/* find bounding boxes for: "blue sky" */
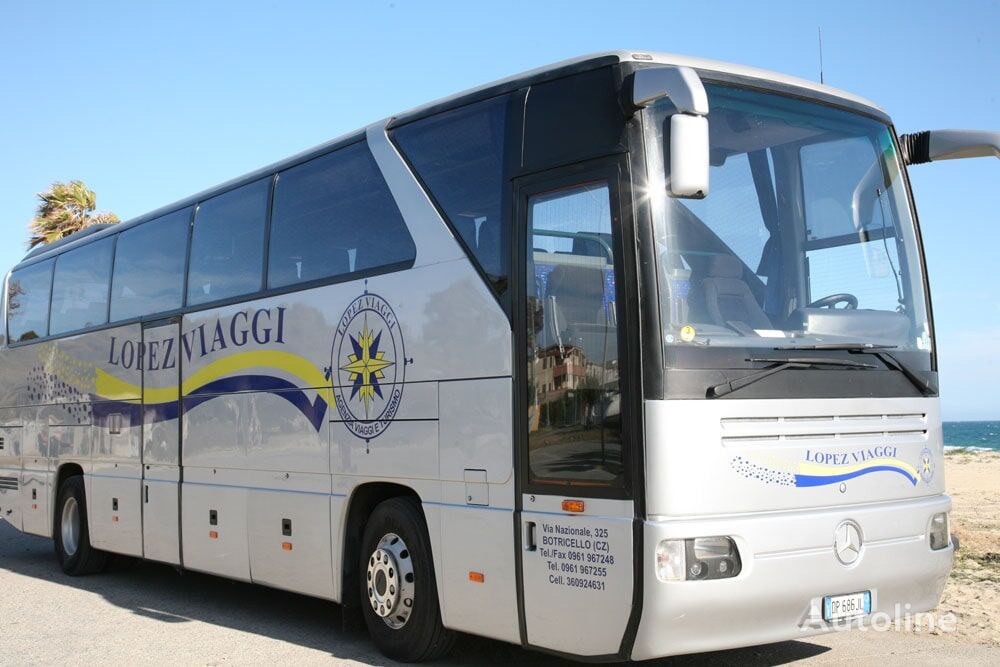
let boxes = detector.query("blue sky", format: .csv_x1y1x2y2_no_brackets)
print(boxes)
0,1,997,420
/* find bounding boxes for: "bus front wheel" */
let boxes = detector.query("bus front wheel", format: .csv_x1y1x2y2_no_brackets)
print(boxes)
54,475,108,576
359,497,455,662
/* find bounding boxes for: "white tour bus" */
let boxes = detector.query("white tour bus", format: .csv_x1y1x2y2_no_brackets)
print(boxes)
1,52,997,662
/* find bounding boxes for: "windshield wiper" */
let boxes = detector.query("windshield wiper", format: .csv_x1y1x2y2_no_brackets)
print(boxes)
708,357,877,398
775,343,936,395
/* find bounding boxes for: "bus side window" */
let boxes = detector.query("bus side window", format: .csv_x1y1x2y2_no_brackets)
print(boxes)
187,178,269,306
391,95,509,293
267,141,415,289
110,208,191,322
49,237,114,334
6,259,54,342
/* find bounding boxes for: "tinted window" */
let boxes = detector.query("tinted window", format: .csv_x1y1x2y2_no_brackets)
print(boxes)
50,237,114,334
188,179,269,306
267,142,415,289
801,137,904,311
111,208,191,321
392,97,508,288
7,260,53,342
525,181,623,489
682,151,770,277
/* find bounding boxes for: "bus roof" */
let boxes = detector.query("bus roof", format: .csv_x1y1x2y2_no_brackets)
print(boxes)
392,50,887,125
13,50,888,271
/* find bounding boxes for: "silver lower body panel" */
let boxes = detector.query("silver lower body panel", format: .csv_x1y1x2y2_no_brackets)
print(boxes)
631,495,952,660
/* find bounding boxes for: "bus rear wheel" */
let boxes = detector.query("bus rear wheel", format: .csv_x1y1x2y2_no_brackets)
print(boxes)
54,475,108,576
359,497,454,662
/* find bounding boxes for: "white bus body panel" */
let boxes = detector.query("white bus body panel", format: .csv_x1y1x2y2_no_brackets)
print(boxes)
182,468,251,581
632,396,950,659
0,411,22,530
88,463,143,556
437,377,518,643
21,415,50,537
246,481,335,598
143,464,180,563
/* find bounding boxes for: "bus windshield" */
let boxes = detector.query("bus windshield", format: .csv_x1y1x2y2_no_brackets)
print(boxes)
643,84,931,361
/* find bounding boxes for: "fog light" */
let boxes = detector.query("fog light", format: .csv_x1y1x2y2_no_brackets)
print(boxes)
929,512,950,550
655,536,741,582
688,561,707,579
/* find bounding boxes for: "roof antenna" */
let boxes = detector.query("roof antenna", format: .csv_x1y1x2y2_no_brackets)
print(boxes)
817,27,825,84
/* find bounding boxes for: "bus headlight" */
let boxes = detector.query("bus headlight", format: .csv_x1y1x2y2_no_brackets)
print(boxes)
655,536,741,582
929,513,950,550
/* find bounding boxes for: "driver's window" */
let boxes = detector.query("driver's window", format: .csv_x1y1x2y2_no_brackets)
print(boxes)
801,137,903,312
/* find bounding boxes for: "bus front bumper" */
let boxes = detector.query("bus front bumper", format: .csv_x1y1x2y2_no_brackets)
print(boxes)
630,495,953,661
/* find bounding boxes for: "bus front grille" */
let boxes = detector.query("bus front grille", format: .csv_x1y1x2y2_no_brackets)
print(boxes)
719,413,928,446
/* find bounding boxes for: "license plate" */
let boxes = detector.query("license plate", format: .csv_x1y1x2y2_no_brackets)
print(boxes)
823,591,871,621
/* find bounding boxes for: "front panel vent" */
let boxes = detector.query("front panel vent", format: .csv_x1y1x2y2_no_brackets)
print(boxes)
0,476,18,491
721,413,928,446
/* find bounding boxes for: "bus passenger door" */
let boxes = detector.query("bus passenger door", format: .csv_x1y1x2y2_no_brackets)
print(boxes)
515,164,639,658
141,318,182,564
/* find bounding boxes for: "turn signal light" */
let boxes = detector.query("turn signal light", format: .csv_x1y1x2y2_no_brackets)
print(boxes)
468,571,485,583
562,499,585,513
112,516,119,523
209,530,218,539
282,542,293,551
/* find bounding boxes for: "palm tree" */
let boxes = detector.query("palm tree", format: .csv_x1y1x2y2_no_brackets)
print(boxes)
27,180,119,248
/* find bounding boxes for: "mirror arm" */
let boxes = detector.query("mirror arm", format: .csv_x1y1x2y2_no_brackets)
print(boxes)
901,129,1000,165
625,65,709,116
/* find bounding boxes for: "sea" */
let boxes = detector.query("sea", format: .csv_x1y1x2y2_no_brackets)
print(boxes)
943,421,1000,452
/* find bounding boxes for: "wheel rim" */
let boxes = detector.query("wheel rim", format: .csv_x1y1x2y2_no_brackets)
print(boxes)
366,532,415,629
61,496,81,557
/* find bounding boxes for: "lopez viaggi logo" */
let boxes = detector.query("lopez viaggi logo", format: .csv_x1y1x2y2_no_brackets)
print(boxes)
332,286,407,442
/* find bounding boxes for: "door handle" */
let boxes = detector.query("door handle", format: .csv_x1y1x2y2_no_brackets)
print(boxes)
523,520,537,552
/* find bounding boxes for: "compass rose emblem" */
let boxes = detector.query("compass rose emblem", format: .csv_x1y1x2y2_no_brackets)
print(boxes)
919,448,935,483
340,315,394,418
332,288,406,442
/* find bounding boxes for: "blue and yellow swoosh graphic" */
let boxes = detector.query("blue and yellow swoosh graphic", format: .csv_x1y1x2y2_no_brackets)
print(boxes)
731,455,920,488
794,458,919,487
90,351,334,431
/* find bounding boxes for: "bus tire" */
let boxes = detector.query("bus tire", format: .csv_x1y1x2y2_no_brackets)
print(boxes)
359,496,455,662
54,475,108,576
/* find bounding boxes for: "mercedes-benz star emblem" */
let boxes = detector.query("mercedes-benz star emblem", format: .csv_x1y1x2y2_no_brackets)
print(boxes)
834,520,863,566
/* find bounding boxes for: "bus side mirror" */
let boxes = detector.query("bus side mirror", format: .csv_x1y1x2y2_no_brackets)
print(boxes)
627,66,710,198
900,129,1000,165
669,114,710,198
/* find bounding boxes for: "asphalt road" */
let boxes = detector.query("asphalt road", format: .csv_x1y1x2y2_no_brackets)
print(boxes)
0,522,994,666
